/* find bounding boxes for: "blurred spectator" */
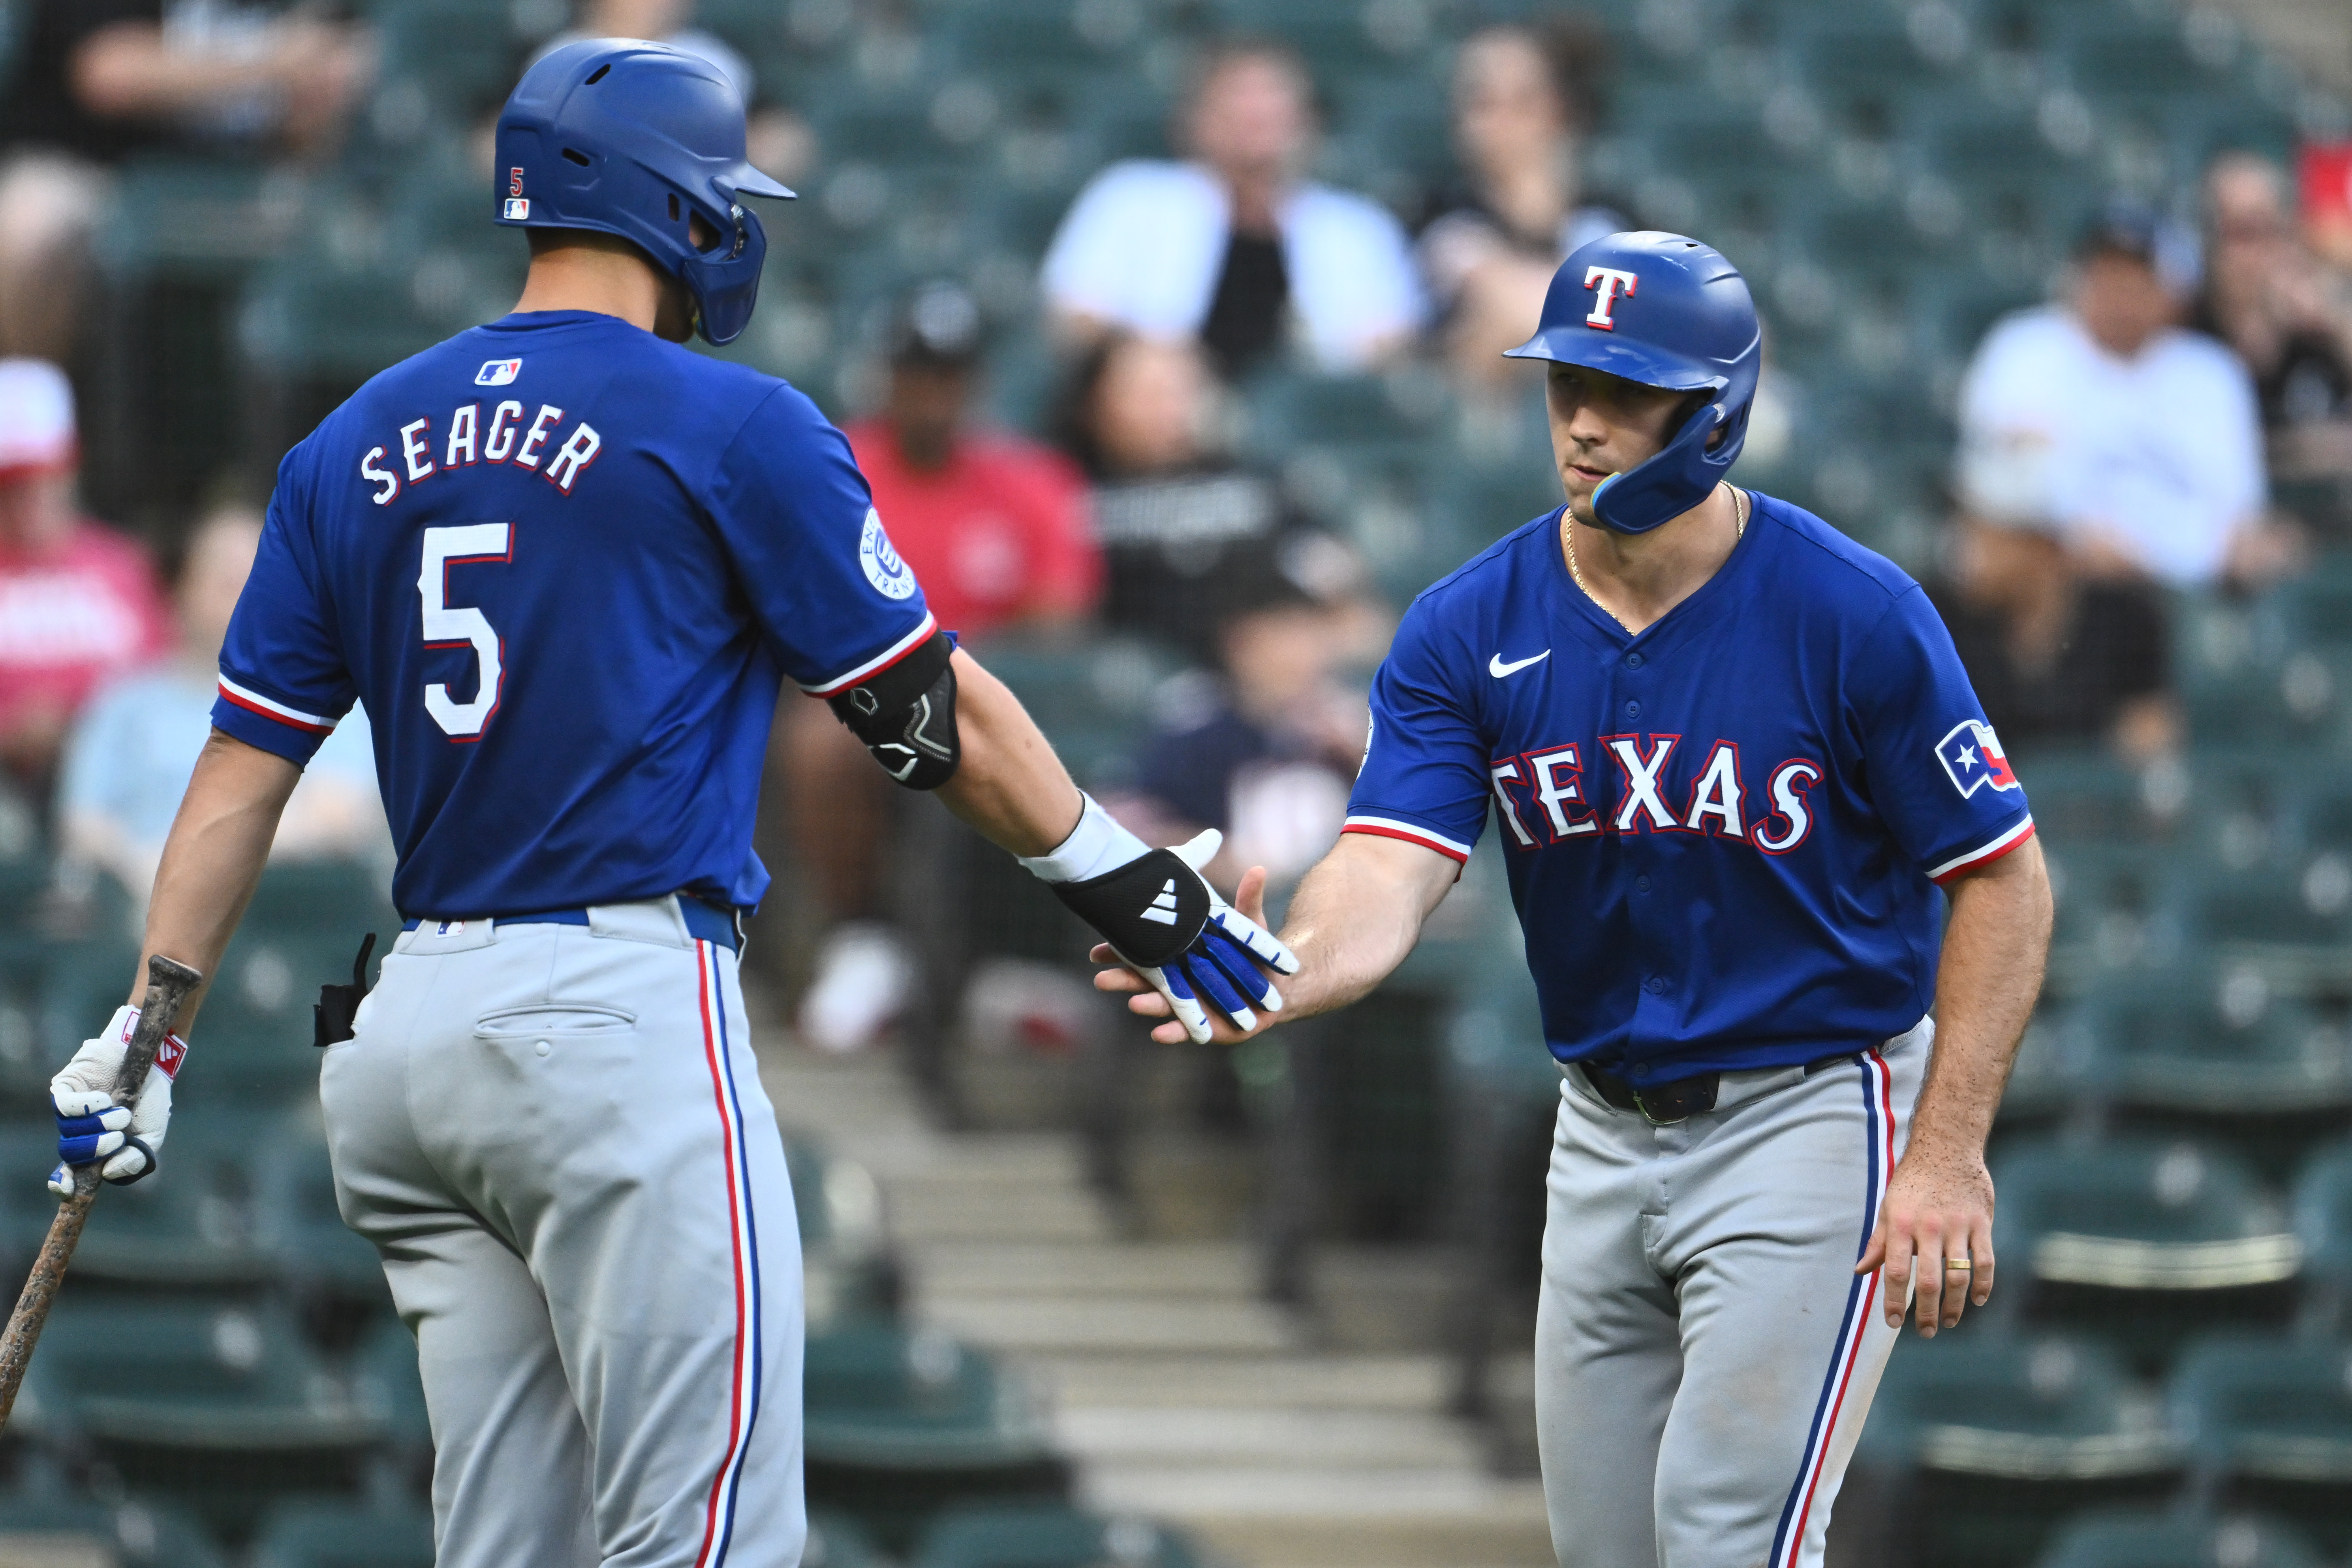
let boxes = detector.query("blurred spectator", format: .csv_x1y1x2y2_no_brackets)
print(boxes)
0,359,169,794
1925,511,2178,764
58,503,385,904
783,281,1104,1053
1056,331,1372,663
0,0,372,362
529,0,812,186
843,282,1101,641
1416,22,1627,396
2192,152,2352,483
1956,201,2287,588
1105,549,1368,892
1040,38,1424,378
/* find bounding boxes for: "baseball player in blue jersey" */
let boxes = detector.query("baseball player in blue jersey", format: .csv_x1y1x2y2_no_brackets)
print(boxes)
1097,232,2054,1567
44,41,1295,1568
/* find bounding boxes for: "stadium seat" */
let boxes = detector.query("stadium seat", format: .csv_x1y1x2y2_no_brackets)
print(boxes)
1996,1003,2097,1133
252,1108,392,1318
13,1298,382,1534
2292,1140,2352,1313
911,1501,1206,1568
248,1499,436,1568
1854,1330,2185,1568
2171,1334,2352,1551
1994,1137,2300,1369
803,1323,1070,1551
2036,1509,2327,1568
806,1509,889,1568
787,1134,900,1330
350,1316,434,1464
2038,841,2174,973
0,1497,229,1568
367,0,535,120
2083,965,2352,1164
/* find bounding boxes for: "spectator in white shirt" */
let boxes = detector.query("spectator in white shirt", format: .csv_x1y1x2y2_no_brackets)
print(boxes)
1040,38,1424,378
1956,202,2290,588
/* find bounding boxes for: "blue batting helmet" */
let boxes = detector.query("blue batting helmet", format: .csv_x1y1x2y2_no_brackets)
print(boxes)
494,39,795,346
1504,231,1761,534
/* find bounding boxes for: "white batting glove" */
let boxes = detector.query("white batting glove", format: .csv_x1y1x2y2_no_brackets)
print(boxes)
49,1004,187,1194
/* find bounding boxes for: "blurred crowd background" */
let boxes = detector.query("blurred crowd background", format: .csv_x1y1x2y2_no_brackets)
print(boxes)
6,0,2352,1565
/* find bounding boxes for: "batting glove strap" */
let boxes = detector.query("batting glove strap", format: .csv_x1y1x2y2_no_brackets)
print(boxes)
1047,849,1213,968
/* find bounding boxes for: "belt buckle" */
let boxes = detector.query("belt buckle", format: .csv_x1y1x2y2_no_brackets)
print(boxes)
1631,1087,1687,1127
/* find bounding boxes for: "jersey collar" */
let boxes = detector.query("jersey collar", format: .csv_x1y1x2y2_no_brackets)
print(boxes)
1539,494,1768,661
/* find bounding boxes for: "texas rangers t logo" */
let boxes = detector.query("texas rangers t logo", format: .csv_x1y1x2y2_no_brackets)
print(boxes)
1584,266,1639,330
1935,719,2019,796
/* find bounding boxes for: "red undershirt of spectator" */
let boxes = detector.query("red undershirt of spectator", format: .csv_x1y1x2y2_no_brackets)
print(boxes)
0,358,169,789
841,282,1099,643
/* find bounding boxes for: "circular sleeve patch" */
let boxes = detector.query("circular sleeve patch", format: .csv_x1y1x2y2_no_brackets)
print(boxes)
858,507,917,600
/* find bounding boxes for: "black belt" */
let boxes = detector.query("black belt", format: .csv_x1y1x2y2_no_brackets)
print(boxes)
1579,1051,1860,1125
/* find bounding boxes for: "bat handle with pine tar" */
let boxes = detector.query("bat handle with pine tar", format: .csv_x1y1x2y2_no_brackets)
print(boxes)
1024,795,1299,1043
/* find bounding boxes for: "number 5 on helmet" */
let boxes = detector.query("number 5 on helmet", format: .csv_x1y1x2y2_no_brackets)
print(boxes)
1022,797,1299,1043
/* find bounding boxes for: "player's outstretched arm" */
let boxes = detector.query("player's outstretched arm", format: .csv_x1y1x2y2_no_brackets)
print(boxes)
1093,832,1460,1046
931,650,1298,1044
1856,834,2052,1337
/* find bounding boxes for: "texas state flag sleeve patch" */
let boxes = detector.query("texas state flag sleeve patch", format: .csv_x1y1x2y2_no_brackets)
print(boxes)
1935,719,2019,797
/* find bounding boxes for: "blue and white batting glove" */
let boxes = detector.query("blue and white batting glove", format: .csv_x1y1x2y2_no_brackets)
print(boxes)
49,1004,186,1195
1024,794,1300,1044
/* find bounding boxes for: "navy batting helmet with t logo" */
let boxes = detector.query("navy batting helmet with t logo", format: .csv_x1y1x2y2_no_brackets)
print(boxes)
1505,231,1761,535
494,40,795,346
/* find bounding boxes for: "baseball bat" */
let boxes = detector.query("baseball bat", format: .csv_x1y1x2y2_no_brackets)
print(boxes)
0,954,204,1429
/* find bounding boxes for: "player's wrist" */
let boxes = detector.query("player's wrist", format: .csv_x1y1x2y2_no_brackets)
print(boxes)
1018,792,1151,884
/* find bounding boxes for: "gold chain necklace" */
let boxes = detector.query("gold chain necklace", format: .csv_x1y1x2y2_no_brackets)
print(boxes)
1567,485,1747,634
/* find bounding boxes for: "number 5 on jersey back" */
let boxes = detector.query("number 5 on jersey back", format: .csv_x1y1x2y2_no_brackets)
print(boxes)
419,524,511,738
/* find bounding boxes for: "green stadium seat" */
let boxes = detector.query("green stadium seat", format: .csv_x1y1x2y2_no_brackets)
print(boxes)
1995,1136,2299,1369
14,1298,382,1534
0,1497,229,1568
367,0,534,119
2036,1510,2326,1568
803,1323,1069,1551
66,1124,278,1292
2057,8,2232,107
2087,965,2352,1134
2016,750,2168,847
1854,1330,2184,1568
2171,1335,2352,1551
351,1317,434,1461
912,1502,1206,1568
2292,1141,2352,1305
248,1499,436,1568
1997,1003,2097,1130
806,1509,889,1568
786,1134,900,1330
253,1109,391,1307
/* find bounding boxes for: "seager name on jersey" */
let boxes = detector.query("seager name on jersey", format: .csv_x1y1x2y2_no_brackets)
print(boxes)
359,401,604,504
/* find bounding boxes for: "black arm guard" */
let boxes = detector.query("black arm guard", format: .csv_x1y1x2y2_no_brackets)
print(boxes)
1046,848,1210,967
827,630,961,790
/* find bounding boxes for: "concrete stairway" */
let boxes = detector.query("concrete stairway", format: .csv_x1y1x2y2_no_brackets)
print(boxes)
759,1044,1554,1568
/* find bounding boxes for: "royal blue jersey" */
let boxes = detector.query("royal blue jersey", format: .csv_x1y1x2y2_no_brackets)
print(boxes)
213,310,934,919
1346,494,2033,1084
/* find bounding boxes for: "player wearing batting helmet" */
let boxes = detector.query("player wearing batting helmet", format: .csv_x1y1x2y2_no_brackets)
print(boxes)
53,40,1301,1568
1096,231,2052,1568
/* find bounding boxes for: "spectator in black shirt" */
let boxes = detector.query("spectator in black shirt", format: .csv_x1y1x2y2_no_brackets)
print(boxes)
1054,330,1377,663
0,0,371,361
1925,511,2178,762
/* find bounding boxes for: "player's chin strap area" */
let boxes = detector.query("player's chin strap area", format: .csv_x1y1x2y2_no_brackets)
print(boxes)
1021,794,1300,1044
828,630,960,790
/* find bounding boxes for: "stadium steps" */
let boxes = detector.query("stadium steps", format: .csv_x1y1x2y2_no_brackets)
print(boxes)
757,1044,1554,1568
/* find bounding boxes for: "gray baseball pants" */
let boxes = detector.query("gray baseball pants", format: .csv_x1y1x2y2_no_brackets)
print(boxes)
1536,1018,1930,1568
321,898,805,1568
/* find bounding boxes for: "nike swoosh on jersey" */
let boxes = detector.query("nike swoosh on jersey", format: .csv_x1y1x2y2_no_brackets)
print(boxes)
1489,650,1552,678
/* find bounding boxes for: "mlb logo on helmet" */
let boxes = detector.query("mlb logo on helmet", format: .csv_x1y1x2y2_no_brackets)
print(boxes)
1934,719,2019,797
1584,266,1639,330
476,359,522,387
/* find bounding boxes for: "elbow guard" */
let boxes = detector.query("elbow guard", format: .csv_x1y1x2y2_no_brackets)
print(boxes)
827,630,960,790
